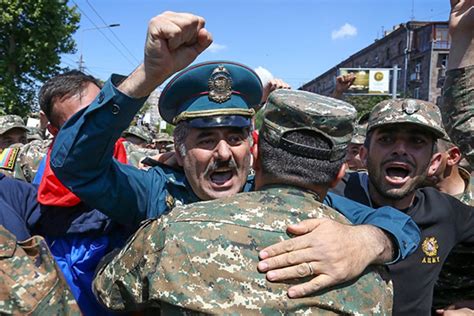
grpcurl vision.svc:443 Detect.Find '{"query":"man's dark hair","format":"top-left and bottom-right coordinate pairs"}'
top-left (39, 70), bottom-right (101, 127)
top-left (259, 130), bottom-right (344, 187)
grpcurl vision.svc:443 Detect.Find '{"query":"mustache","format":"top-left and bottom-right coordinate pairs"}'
top-left (204, 158), bottom-right (238, 176)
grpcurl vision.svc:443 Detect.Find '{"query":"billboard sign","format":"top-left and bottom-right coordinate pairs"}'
top-left (339, 68), bottom-right (391, 95)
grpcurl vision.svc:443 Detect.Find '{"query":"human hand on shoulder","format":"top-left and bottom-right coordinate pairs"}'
top-left (257, 218), bottom-right (394, 298)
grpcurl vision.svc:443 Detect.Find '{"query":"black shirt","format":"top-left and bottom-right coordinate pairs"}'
top-left (332, 172), bottom-right (474, 315)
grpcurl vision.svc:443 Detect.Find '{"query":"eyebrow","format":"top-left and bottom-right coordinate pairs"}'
top-left (195, 131), bottom-right (215, 139)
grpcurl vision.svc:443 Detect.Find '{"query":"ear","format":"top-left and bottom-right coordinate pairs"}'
top-left (359, 146), bottom-right (368, 165)
top-left (39, 110), bottom-right (49, 129)
top-left (174, 144), bottom-right (184, 167)
top-left (329, 163), bottom-right (347, 188)
top-left (428, 152), bottom-right (443, 177)
top-left (251, 141), bottom-right (259, 171)
top-left (446, 147), bottom-right (462, 166)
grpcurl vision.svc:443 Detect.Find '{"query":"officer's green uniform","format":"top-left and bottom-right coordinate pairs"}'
top-left (93, 90), bottom-right (393, 315)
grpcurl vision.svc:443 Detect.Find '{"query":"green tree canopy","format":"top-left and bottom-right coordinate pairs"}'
top-left (345, 95), bottom-right (391, 119)
top-left (0, 0), bottom-right (80, 116)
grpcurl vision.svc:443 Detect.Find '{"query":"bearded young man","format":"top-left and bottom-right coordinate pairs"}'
top-left (258, 98), bottom-right (474, 315)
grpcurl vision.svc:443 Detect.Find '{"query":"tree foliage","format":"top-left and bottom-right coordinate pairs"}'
top-left (0, 0), bottom-right (80, 116)
top-left (345, 95), bottom-right (391, 119)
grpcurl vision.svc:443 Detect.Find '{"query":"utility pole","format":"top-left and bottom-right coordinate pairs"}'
top-left (78, 23), bottom-right (120, 72)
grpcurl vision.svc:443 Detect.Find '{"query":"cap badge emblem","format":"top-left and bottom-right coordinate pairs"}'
top-left (208, 65), bottom-right (232, 103)
top-left (402, 100), bottom-right (420, 115)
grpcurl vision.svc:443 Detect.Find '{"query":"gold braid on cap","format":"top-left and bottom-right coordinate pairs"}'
top-left (173, 108), bottom-right (255, 124)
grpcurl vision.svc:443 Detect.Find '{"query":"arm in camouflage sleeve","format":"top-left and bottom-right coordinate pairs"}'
top-left (93, 219), bottom-right (164, 311)
top-left (440, 0), bottom-right (474, 166)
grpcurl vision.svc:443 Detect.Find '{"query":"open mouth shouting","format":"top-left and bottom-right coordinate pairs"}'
top-left (383, 162), bottom-right (413, 186)
top-left (209, 167), bottom-right (236, 187)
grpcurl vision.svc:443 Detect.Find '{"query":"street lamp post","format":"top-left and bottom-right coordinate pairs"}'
top-left (78, 23), bottom-right (120, 72)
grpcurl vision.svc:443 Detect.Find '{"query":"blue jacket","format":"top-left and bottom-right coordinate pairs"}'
top-left (0, 174), bottom-right (40, 241)
top-left (51, 75), bottom-right (421, 263)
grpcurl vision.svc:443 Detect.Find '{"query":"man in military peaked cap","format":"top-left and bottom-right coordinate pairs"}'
top-left (159, 61), bottom-right (262, 200)
top-left (0, 115), bottom-right (28, 150)
top-left (93, 89), bottom-right (393, 314)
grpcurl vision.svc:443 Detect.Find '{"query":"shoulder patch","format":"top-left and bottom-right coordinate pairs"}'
top-left (0, 147), bottom-right (19, 171)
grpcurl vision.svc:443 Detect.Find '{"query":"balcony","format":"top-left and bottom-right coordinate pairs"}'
top-left (432, 40), bottom-right (450, 50)
top-left (410, 72), bottom-right (421, 82)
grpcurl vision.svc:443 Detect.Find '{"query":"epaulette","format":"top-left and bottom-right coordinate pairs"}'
top-left (0, 148), bottom-right (20, 171)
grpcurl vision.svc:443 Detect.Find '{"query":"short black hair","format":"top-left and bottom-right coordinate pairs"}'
top-left (39, 70), bottom-right (101, 127)
top-left (259, 130), bottom-right (344, 187)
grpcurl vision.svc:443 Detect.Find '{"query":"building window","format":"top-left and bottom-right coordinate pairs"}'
top-left (398, 41), bottom-right (404, 55)
top-left (373, 54), bottom-right (379, 66)
top-left (414, 87), bottom-right (420, 99)
top-left (433, 25), bottom-right (450, 49)
top-left (386, 47), bottom-right (391, 61)
top-left (415, 61), bottom-right (422, 74)
top-left (438, 54), bottom-right (448, 68)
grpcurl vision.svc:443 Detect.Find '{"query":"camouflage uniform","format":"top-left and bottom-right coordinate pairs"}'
top-left (94, 90), bottom-right (393, 315)
top-left (154, 133), bottom-right (174, 153)
top-left (123, 125), bottom-right (152, 144)
top-left (0, 225), bottom-right (80, 315)
top-left (456, 167), bottom-right (474, 206)
top-left (441, 65), bottom-right (474, 167)
top-left (0, 115), bottom-right (28, 137)
top-left (433, 167), bottom-right (474, 308)
top-left (0, 139), bottom-right (50, 182)
top-left (351, 123), bottom-right (366, 145)
top-left (94, 187), bottom-right (393, 315)
top-left (122, 140), bottom-right (159, 168)
top-left (26, 127), bottom-right (44, 142)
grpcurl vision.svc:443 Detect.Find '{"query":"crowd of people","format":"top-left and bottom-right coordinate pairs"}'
top-left (0, 1), bottom-right (472, 315)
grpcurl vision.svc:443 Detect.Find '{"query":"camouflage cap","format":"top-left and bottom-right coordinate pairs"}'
top-left (154, 133), bottom-right (174, 143)
top-left (0, 115), bottom-right (28, 135)
top-left (27, 127), bottom-right (44, 142)
top-left (367, 99), bottom-right (446, 138)
top-left (351, 124), bottom-right (367, 145)
top-left (123, 126), bottom-right (152, 143)
top-left (261, 90), bottom-right (357, 161)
